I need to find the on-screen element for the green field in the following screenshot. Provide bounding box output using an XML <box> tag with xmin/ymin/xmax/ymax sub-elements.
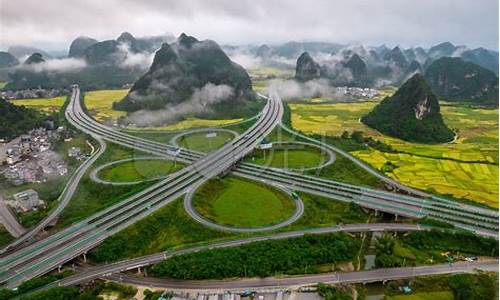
<box><xmin>289</xmin><ymin>101</ymin><xmax>499</xmax><ymax>207</ymax></box>
<box><xmin>246</xmin><ymin>145</ymin><xmax>329</xmax><ymax>169</ymax></box>
<box><xmin>193</xmin><ymin>176</ymin><xmax>296</xmax><ymax>228</ymax></box>
<box><xmin>56</xmin><ymin>144</ymin><xmax>156</xmax><ymax>228</ymax></box>
<box><xmin>90</xmin><ymin>198</ymin><xmax>238</xmax><ymax>262</ymax></box>
<box><xmin>8</xmin><ymin>96</ymin><xmax>66</xmax><ymax>114</ymax></box>
<box><xmin>177</xmin><ymin>131</ymin><xmax>234</xmax><ymax>153</ymax></box>
<box><xmin>98</xmin><ymin>159</ymin><xmax>183</xmax><ymax>182</ymax></box>
<box><xmin>385</xmin><ymin>291</ymin><xmax>454</xmax><ymax>300</ymax></box>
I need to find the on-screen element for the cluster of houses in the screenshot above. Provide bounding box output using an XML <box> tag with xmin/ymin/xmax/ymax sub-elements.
<box><xmin>0</xmin><ymin>88</ymin><xmax>69</xmax><ymax>100</ymax></box>
<box><xmin>1</xmin><ymin>127</ymin><xmax>68</xmax><ymax>186</ymax></box>
<box><xmin>337</xmin><ymin>86</ymin><xmax>378</xmax><ymax>98</ymax></box>
<box><xmin>6</xmin><ymin>189</ymin><xmax>45</xmax><ymax>212</ymax></box>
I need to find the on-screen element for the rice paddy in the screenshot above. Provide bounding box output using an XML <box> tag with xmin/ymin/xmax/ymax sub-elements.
<box><xmin>8</xmin><ymin>96</ymin><xmax>66</xmax><ymax>114</ymax></box>
<box><xmin>289</xmin><ymin>100</ymin><xmax>499</xmax><ymax>207</ymax></box>
<box><xmin>83</xmin><ymin>89</ymin><xmax>129</xmax><ymax>122</ymax></box>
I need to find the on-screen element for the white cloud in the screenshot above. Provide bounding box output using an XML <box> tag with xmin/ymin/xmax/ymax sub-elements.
<box><xmin>20</xmin><ymin>57</ymin><xmax>86</xmax><ymax>72</ymax></box>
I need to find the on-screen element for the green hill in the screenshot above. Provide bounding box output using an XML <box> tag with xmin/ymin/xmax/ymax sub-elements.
<box><xmin>424</xmin><ymin>57</ymin><xmax>498</xmax><ymax>106</ymax></box>
<box><xmin>361</xmin><ymin>74</ymin><xmax>454</xmax><ymax>143</ymax></box>
<box><xmin>0</xmin><ymin>98</ymin><xmax>48</xmax><ymax>140</ymax></box>
<box><xmin>114</xmin><ymin>33</ymin><xmax>257</xmax><ymax>119</ymax></box>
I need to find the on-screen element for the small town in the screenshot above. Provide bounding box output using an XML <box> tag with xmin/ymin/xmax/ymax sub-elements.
<box><xmin>0</xmin><ymin>87</ymin><xmax>69</xmax><ymax>100</ymax></box>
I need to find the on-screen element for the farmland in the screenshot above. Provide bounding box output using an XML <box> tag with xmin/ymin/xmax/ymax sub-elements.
<box><xmin>83</xmin><ymin>89</ymin><xmax>129</xmax><ymax>122</ymax></box>
<box><xmin>289</xmin><ymin>100</ymin><xmax>499</xmax><ymax>207</ymax></box>
<box><xmin>8</xmin><ymin>96</ymin><xmax>66</xmax><ymax>114</ymax></box>
<box><xmin>124</xmin><ymin>117</ymin><xmax>244</xmax><ymax>132</ymax></box>
<box><xmin>246</xmin><ymin>145</ymin><xmax>329</xmax><ymax>169</ymax></box>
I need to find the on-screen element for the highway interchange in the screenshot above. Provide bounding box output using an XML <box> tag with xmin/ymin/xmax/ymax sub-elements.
<box><xmin>0</xmin><ymin>85</ymin><xmax>498</xmax><ymax>292</ymax></box>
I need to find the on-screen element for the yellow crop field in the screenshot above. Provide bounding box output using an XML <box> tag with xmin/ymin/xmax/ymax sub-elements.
<box><xmin>84</xmin><ymin>89</ymin><xmax>129</xmax><ymax>122</ymax></box>
<box><xmin>126</xmin><ymin>117</ymin><xmax>244</xmax><ymax>132</ymax></box>
<box><xmin>289</xmin><ymin>100</ymin><xmax>499</xmax><ymax>207</ymax></box>
<box><xmin>9</xmin><ymin>96</ymin><xmax>66</xmax><ymax>113</ymax></box>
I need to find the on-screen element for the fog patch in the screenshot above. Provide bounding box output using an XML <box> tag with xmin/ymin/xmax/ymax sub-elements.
<box><xmin>125</xmin><ymin>83</ymin><xmax>234</xmax><ymax>127</ymax></box>
<box><xmin>117</xmin><ymin>43</ymin><xmax>156</xmax><ymax>69</ymax></box>
<box><xmin>19</xmin><ymin>57</ymin><xmax>86</xmax><ymax>72</ymax></box>
<box><xmin>267</xmin><ymin>78</ymin><xmax>345</xmax><ymax>101</ymax></box>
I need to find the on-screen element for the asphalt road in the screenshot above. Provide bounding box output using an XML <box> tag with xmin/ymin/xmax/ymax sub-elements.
<box><xmin>109</xmin><ymin>260</ymin><xmax>499</xmax><ymax>291</ymax></box>
<box><xmin>0</xmin><ymin>137</ymin><xmax>106</xmax><ymax>254</ymax></box>
<box><xmin>56</xmin><ymin>223</ymin><xmax>424</xmax><ymax>287</ymax></box>
<box><xmin>65</xmin><ymin>101</ymin><xmax>498</xmax><ymax>237</ymax></box>
<box><xmin>0</xmin><ymin>85</ymin><xmax>283</xmax><ymax>288</ymax></box>
<box><xmin>0</xmin><ymin>197</ymin><xmax>25</xmax><ymax>238</ymax></box>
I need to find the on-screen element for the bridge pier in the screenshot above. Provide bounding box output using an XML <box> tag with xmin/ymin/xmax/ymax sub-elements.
<box><xmin>395</xmin><ymin>214</ymin><xmax>399</xmax><ymax>221</ymax></box>
<box><xmin>83</xmin><ymin>252</ymin><xmax>87</xmax><ymax>262</ymax></box>
<box><xmin>58</xmin><ymin>265</ymin><xmax>62</xmax><ymax>273</ymax></box>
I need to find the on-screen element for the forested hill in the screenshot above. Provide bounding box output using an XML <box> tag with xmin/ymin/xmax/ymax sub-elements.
<box><xmin>0</xmin><ymin>98</ymin><xmax>47</xmax><ymax>140</ymax></box>
<box><xmin>361</xmin><ymin>74</ymin><xmax>454</xmax><ymax>144</ymax></box>
<box><xmin>424</xmin><ymin>57</ymin><xmax>499</xmax><ymax>106</ymax></box>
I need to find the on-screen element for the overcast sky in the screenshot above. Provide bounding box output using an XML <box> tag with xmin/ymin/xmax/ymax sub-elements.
<box><xmin>1</xmin><ymin>0</ymin><xmax>498</xmax><ymax>51</ymax></box>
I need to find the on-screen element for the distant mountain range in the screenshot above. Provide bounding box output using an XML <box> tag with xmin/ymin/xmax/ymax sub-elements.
<box><xmin>0</xmin><ymin>38</ymin><xmax>497</xmax><ymax>100</ymax></box>
<box><xmin>361</xmin><ymin>74</ymin><xmax>454</xmax><ymax>143</ymax></box>
<box><xmin>2</xmin><ymin>32</ymin><xmax>173</xmax><ymax>90</ymax></box>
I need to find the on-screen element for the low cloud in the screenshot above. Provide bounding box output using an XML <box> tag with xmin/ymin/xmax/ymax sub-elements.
<box><xmin>117</xmin><ymin>43</ymin><xmax>156</xmax><ymax>69</ymax></box>
<box><xmin>19</xmin><ymin>57</ymin><xmax>87</xmax><ymax>72</ymax></box>
<box><xmin>267</xmin><ymin>78</ymin><xmax>345</xmax><ymax>100</ymax></box>
<box><xmin>125</xmin><ymin>83</ymin><xmax>234</xmax><ymax>126</ymax></box>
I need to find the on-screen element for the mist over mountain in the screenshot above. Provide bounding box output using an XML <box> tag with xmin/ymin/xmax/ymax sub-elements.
<box><xmin>362</xmin><ymin>74</ymin><xmax>454</xmax><ymax>143</ymax></box>
<box><xmin>7</xmin><ymin>45</ymin><xmax>52</xmax><ymax>60</ymax></box>
<box><xmin>2</xmin><ymin>32</ymin><xmax>174</xmax><ymax>90</ymax></box>
<box><xmin>24</xmin><ymin>53</ymin><xmax>45</xmax><ymax>65</ymax></box>
<box><xmin>424</xmin><ymin>57</ymin><xmax>499</xmax><ymax>106</ymax></box>
<box><xmin>0</xmin><ymin>52</ymin><xmax>19</xmax><ymax>68</ymax></box>
<box><xmin>295</xmin><ymin>52</ymin><xmax>322</xmax><ymax>81</ymax></box>
<box><xmin>114</xmin><ymin>33</ymin><xmax>260</xmax><ymax>126</ymax></box>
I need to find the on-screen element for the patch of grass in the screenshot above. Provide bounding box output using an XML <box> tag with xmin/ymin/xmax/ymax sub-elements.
<box><xmin>177</xmin><ymin>131</ymin><xmax>234</xmax><ymax>152</ymax></box>
<box><xmin>308</xmin><ymin>155</ymin><xmax>382</xmax><ymax>187</ymax></box>
<box><xmin>288</xmin><ymin>193</ymin><xmax>370</xmax><ymax>228</ymax></box>
<box><xmin>56</xmin><ymin>143</ymin><xmax>155</xmax><ymax>228</ymax></box>
<box><xmin>193</xmin><ymin>176</ymin><xmax>296</xmax><ymax>228</ymax></box>
<box><xmin>246</xmin><ymin>145</ymin><xmax>328</xmax><ymax>169</ymax></box>
<box><xmin>84</xmin><ymin>89</ymin><xmax>129</xmax><ymax>123</ymax></box>
<box><xmin>8</xmin><ymin>96</ymin><xmax>66</xmax><ymax>114</ymax></box>
<box><xmin>374</xmin><ymin>230</ymin><xmax>498</xmax><ymax>268</ymax></box>
<box><xmin>98</xmin><ymin>159</ymin><xmax>183</xmax><ymax>182</ymax></box>
<box><xmin>90</xmin><ymin>198</ymin><xmax>239</xmax><ymax>263</ymax></box>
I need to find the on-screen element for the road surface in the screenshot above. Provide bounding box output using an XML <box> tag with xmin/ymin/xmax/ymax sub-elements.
<box><xmin>65</xmin><ymin>98</ymin><xmax>498</xmax><ymax>237</ymax></box>
<box><xmin>0</xmin><ymin>197</ymin><xmax>25</xmax><ymax>238</ymax></box>
<box><xmin>55</xmin><ymin>223</ymin><xmax>424</xmax><ymax>287</ymax></box>
<box><xmin>0</xmin><ymin>85</ymin><xmax>283</xmax><ymax>288</ymax></box>
<box><xmin>110</xmin><ymin>260</ymin><xmax>498</xmax><ymax>291</ymax></box>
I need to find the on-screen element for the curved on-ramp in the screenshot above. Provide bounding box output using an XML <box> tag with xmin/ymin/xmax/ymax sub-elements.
<box><xmin>0</xmin><ymin>137</ymin><xmax>107</xmax><ymax>254</ymax></box>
